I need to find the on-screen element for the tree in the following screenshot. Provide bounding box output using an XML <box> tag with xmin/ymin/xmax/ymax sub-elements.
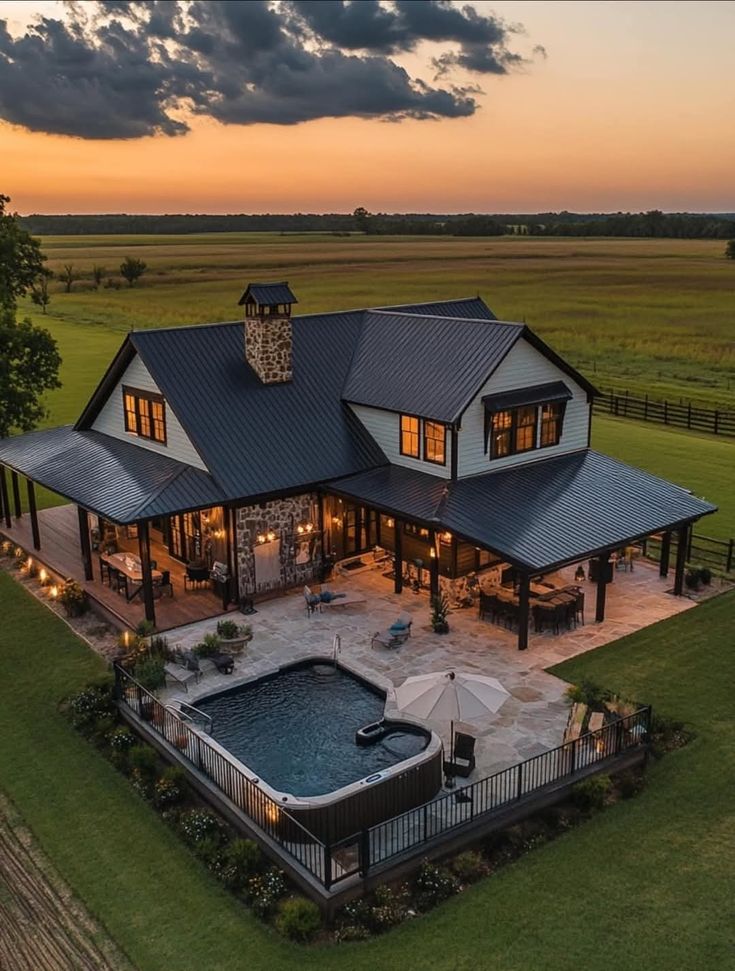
<box><xmin>352</xmin><ymin>207</ymin><xmax>371</xmax><ymax>233</ymax></box>
<box><xmin>91</xmin><ymin>264</ymin><xmax>106</xmax><ymax>288</ymax></box>
<box><xmin>30</xmin><ymin>268</ymin><xmax>53</xmax><ymax>315</ymax></box>
<box><xmin>120</xmin><ymin>256</ymin><xmax>147</xmax><ymax>286</ymax></box>
<box><xmin>726</xmin><ymin>240</ymin><xmax>735</xmax><ymax>260</ymax></box>
<box><xmin>0</xmin><ymin>194</ymin><xmax>45</xmax><ymax>311</ymax></box>
<box><xmin>59</xmin><ymin>263</ymin><xmax>79</xmax><ymax>293</ymax></box>
<box><xmin>0</xmin><ymin>309</ymin><xmax>62</xmax><ymax>438</ymax></box>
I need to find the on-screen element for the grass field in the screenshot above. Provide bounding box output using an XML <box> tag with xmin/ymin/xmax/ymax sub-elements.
<box><xmin>2</xmin><ymin>572</ymin><xmax>733</xmax><ymax>971</ymax></box>
<box><xmin>21</xmin><ymin>234</ymin><xmax>735</xmax><ymax>412</ymax></box>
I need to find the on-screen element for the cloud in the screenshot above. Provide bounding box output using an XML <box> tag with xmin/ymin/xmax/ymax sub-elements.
<box><xmin>0</xmin><ymin>0</ymin><xmax>532</xmax><ymax>139</ymax></box>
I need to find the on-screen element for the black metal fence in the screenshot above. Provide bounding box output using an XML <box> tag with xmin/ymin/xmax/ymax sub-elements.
<box><xmin>642</xmin><ymin>531</ymin><xmax>735</xmax><ymax>574</ymax></box>
<box><xmin>594</xmin><ymin>389</ymin><xmax>734</xmax><ymax>437</ymax></box>
<box><xmin>115</xmin><ymin>665</ymin><xmax>650</xmax><ymax>891</ymax></box>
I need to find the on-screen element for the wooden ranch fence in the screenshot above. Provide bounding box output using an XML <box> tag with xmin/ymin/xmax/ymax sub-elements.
<box><xmin>595</xmin><ymin>390</ymin><xmax>735</xmax><ymax>437</ymax></box>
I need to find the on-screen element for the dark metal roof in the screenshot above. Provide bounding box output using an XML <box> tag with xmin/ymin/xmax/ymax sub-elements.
<box><xmin>373</xmin><ymin>297</ymin><xmax>496</xmax><ymax>320</ymax></box>
<box><xmin>342</xmin><ymin>312</ymin><xmax>524</xmax><ymax>423</ymax></box>
<box><xmin>328</xmin><ymin>450</ymin><xmax>717</xmax><ymax>572</ymax></box>
<box><xmin>482</xmin><ymin>381</ymin><xmax>572</xmax><ymax>413</ymax></box>
<box><xmin>238</xmin><ymin>282</ymin><xmax>298</xmax><ymax>306</ymax></box>
<box><xmin>0</xmin><ymin>425</ymin><xmax>224</xmax><ymax>524</ymax></box>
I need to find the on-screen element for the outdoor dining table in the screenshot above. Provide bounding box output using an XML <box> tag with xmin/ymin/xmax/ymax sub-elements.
<box><xmin>100</xmin><ymin>552</ymin><xmax>162</xmax><ymax>602</ymax></box>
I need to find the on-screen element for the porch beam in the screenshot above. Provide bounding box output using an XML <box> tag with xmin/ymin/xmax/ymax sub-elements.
<box><xmin>26</xmin><ymin>480</ymin><xmax>40</xmax><ymax>550</ymax></box>
<box><xmin>137</xmin><ymin>520</ymin><xmax>156</xmax><ymax>625</ymax></box>
<box><xmin>673</xmin><ymin>525</ymin><xmax>689</xmax><ymax>596</ymax></box>
<box><xmin>595</xmin><ymin>552</ymin><xmax>609</xmax><ymax>622</ymax></box>
<box><xmin>11</xmin><ymin>471</ymin><xmax>22</xmax><ymax>519</ymax></box>
<box><xmin>0</xmin><ymin>465</ymin><xmax>9</xmax><ymax>528</ymax></box>
<box><xmin>518</xmin><ymin>572</ymin><xmax>530</xmax><ymax>650</ymax></box>
<box><xmin>429</xmin><ymin>529</ymin><xmax>440</xmax><ymax>598</ymax></box>
<box><xmin>77</xmin><ymin>506</ymin><xmax>93</xmax><ymax>581</ymax></box>
<box><xmin>659</xmin><ymin>531</ymin><xmax>671</xmax><ymax>578</ymax></box>
<box><xmin>394</xmin><ymin>518</ymin><xmax>403</xmax><ymax>594</ymax></box>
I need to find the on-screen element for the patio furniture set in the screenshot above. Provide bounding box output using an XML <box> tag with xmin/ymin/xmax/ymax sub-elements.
<box><xmin>99</xmin><ymin>551</ymin><xmax>173</xmax><ymax>602</ymax></box>
<box><xmin>479</xmin><ymin>582</ymin><xmax>585</xmax><ymax>634</ymax></box>
<box><xmin>164</xmin><ymin>645</ymin><xmax>236</xmax><ymax>691</ymax></box>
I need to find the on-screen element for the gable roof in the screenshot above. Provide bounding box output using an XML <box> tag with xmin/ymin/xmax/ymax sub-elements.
<box><xmin>238</xmin><ymin>282</ymin><xmax>298</xmax><ymax>306</ymax></box>
<box><xmin>372</xmin><ymin>297</ymin><xmax>496</xmax><ymax>320</ymax></box>
<box><xmin>328</xmin><ymin>450</ymin><xmax>716</xmax><ymax>572</ymax></box>
<box><xmin>342</xmin><ymin>312</ymin><xmax>525</xmax><ymax>423</ymax></box>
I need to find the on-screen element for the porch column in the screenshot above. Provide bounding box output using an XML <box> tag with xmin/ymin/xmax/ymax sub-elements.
<box><xmin>518</xmin><ymin>572</ymin><xmax>530</xmax><ymax>651</ymax></box>
<box><xmin>77</xmin><ymin>506</ymin><xmax>93</xmax><ymax>581</ymax></box>
<box><xmin>137</xmin><ymin>520</ymin><xmax>156</xmax><ymax>625</ymax></box>
<box><xmin>659</xmin><ymin>531</ymin><xmax>671</xmax><ymax>578</ymax></box>
<box><xmin>26</xmin><ymin>480</ymin><xmax>40</xmax><ymax>550</ymax></box>
<box><xmin>0</xmin><ymin>465</ymin><xmax>9</xmax><ymax>528</ymax></box>
<box><xmin>429</xmin><ymin>530</ymin><xmax>440</xmax><ymax>598</ymax></box>
<box><xmin>595</xmin><ymin>552</ymin><xmax>610</xmax><ymax>622</ymax></box>
<box><xmin>11</xmin><ymin>471</ymin><xmax>22</xmax><ymax>519</ymax></box>
<box><xmin>673</xmin><ymin>525</ymin><xmax>689</xmax><ymax>596</ymax></box>
<box><xmin>394</xmin><ymin>518</ymin><xmax>403</xmax><ymax>594</ymax></box>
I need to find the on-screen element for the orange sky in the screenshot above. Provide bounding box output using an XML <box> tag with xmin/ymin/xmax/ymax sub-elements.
<box><xmin>1</xmin><ymin>0</ymin><xmax>734</xmax><ymax>214</ymax></box>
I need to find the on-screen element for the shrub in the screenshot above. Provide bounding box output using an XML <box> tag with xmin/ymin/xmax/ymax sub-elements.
<box><xmin>334</xmin><ymin>924</ymin><xmax>370</xmax><ymax>943</ymax></box>
<box><xmin>246</xmin><ymin>867</ymin><xmax>287</xmax><ymax>918</ymax></box>
<box><xmin>128</xmin><ymin>744</ymin><xmax>158</xmax><ymax>781</ymax></box>
<box><xmin>148</xmin><ymin>635</ymin><xmax>171</xmax><ymax>657</ymax></box>
<box><xmin>565</xmin><ymin>679</ymin><xmax>610</xmax><ymax>708</ymax></box>
<box><xmin>570</xmin><ymin>774</ymin><xmax>612</xmax><ymax>812</ymax></box>
<box><xmin>1</xmin><ymin>539</ymin><xmax>13</xmax><ymax>558</ymax></box>
<box><xmin>179</xmin><ymin>809</ymin><xmax>226</xmax><ymax>847</ymax></box>
<box><xmin>107</xmin><ymin>726</ymin><xmax>136</xmax><ymax>753</ymax></box>
<box><xmin>368</xmin><ymin>883</ymin><xmax>410</xmax><ymax>931</ymax></box>
<box><xmin>133</xmin><ymin>654</ymin><xmax>166</xmax><ymax>692</ymax></box>
<box><xmin>698</xmin><ymin>566</ymin><xmax>712</xmax><ymax>585</ymax></box>
<box><xmin>135</xmin><ymin>619</ymin><xmax>156</xmax><ymax>638</ymax></box>
<box><xmin>450</xmin><ymin>850</ymin><xmax>487</xmax><ymax>884</ymax></box>
<box><xmin>649</xmin><ymin>712</ymin><xmax>692</xmax><ymax>756</ymax></box>
<box><xmin>67</xmin><ymin>681</ymin><xmax>115</xmax><ymax>732</ymax></box>
<box><xmin>153</xmin><ymin>771</ymin><xmax>185</xmax><ymax>810</ymax></box>
<box><xmin>413</xmin><ymin>860</ymin><xmax>459</xmax><ymax>912</ymax></box>
<box><xmin>194</xmin><ymin>836</ymin><xmax>226</xmax><ymax>874</ymax></box>
<box><xmin>194</xmin><ymin>633</ymin><xmax>222</xmax><ymax>657</ymax></box>
<box><xmin>275</xmin><ymin>897</ymin><xmax>322</xmax><ymax>942</ymax></box>
<box><xmin>684</xmin><ymin>569</ymin><xmax>700</xmax><ymax>589</ymax></box>
<box><xmin>14</xmin><ymin>546</ymin><xmax>26</xmax><ymax>568</ymax></box>
<box><xmin>220</xmin><ymin>839</ymin><xmax>263</xmax><ymax>892</ymax></box>
<box><xmin>216</xmin><ymin>620</ymin><xmax>241</xmax><ymax>639</ymax></box>
<box><xmin>59</xmin><ymin>578</ymin><xmax>87</xmax><ymax>616</ymax></box>
<box><xmin>615</xmin><ymin>768</ymin><xmax>647</xmax><ymax>800</ymax></box>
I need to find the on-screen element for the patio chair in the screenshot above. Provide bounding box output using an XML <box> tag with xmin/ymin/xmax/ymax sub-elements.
<box><xmin>164</xmin><ymin>662</ymin><xmax>199</xmax><ymax>692</ymax></box>
<box><xmin>371</xmin><ymin>613</ymin><xmax>412</xmax><ymax>650</ymax></box>
<box><xmin>175</xmin><ymin>649</ymin><xmax>201</xmax><ymax>676</ymax></box>
<box><xmin>154</xmin><ymin>569</ymin><xmax>174</xmax><ymax>598</ymax></box>
<box><xmin>318</xmin><ymin>587</ymin><xmax>367</xmax><ymax>609</ymax></box>
<box><xmin>443</xmin><ymin>731</ymin><xmax>476</xmax><ymax>778</ymax></box>
<box><xmin>304</xmin><ymin>585</ymin><xmax>321</xmax><ymax>615</ymax></box>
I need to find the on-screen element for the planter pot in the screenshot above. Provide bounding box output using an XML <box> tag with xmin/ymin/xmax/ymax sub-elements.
<box><xmin>432</xmin><ymin>622</ymin><xmax>450</xmax><ymax>635</ymax></box>
<box><xmin>219</xmin><ymin>636</ymin><xmax>249</xmax><ymax>654</ymax></box>
<box><xmin>139</xmin><ymin>700</ymin><xmax>155</xmax><ymax>722</ymax></box>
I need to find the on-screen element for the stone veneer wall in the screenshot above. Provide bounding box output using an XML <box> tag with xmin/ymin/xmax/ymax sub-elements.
<box><xmin>244</xmin><ymin>316</ymin><xmax>293</xmax><ymax>384</ymax></box>
<box><xmin>236</xmin><ymin>493</ymin><xmax>321</xmax><ymax>598</ymax></box>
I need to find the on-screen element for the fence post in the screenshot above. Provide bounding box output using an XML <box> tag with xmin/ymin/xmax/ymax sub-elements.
<box><xmin>714</xmin><ymin>410</ymin><xmax>719</xmax><ymax>435</ymax></box>
<box><xmin>570</xmin><ymin>737</ymin><xmax>577</xmax><ymax>775</ymax></box>
<box><xmin>516</xmin><ymin>761</ymin><xmax>524</xmax><ymax>800</ymax></box>
<box><xmin>360</xmin><ymin>828</ymin><xmax>371</xmax><ymax>877</ymax></box>
<box><xmin>727</xmin><ymin>539</ymin><xmax>734</xmax><ymax>574</ymax></box>
<box><xmin>423</xmin><ymin>802</ymin><xmax>429</xmax><ymax>842</ymax></box>
<box><xmin>644</xmin><ymin>394</ymin><xmax>648</xmax><ymax>420</ymax></box>
<box><xmin>687</xmin><ymin>530</ymin><xmax>693</xmax><ymax>562</ymax></box>
<box><xmin>323</xmin><ymin>842</ymin><xmax>332</xmax><ymax>890</ymax></box>
<box><xmin>687</xmin><ymin>402</ymin><xmax>692</xmax><ymax>428</ymax></box>
<box><xmin>663</xmin><ymin>400</ymin><xmax>668</xmax><ymax>424</ymax></box>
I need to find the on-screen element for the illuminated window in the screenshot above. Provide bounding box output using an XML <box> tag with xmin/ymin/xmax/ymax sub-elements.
<box><xmin>491</xmin><ymin>410</ymin><xmax>513</xmax><ymax>458</ymax></box>
<box><xmin>540</xmin><ymin>402</ymin><xmax>563</xmax><ymax>447</ymax></box>
<box><xmin>122</xmin><ymin>387</ymin><xmax>166</xmax><ymax>444</ymax></box>
<box><xmin>515</xmin><ymin>406</ymin><xmax>537</xmax><ymax>453</ymax></box>
<box><xmin>400</xmin><ymin>415</ymin><xmax>420</xmax><ymax>457</ymax></box>
<box><xmin>423</xmin><ymin>421</ymin><xmax>446</xmax><ymax>465</ymax></box>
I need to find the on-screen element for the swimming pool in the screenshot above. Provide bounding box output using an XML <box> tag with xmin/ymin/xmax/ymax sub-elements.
<box><xmin>196</xmin><ymin>661</ymin><xmax>432</xmax><ymax>798</ymax></box>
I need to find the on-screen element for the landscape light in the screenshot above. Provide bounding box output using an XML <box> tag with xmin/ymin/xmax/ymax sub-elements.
<box><xmin>49</xmin><ymin>585</ymin><xmax>59</xmax><ymax>600</ymax></box>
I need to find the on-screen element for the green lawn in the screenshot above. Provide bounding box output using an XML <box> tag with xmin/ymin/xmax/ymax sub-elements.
<box><xmin>2</xmin><ymin>572</ymin><xmax>734</xmax><ymax>970</ymax></box>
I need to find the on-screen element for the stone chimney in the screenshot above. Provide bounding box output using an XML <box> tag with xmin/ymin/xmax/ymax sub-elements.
<box><xmin>238</xmin><ymin>282</ymin><xmax>298</xmax><ymax>384</ymax></box>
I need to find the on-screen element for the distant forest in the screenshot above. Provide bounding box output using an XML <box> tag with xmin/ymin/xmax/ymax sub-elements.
<box><xmin>20</xmin><ymin>209</ymin><xmax>735</xmax><ymax>239</ymax></box>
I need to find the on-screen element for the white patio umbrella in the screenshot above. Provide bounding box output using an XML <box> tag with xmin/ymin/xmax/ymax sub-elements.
<box><xmin>394</xmin><ymin>670</ymin><xmax>510</xmax><ymax>723</ymax></box>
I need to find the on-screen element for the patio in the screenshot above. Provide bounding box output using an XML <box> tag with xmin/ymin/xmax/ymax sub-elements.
<box><xmin>160</xmin><ymin>555</ymin><xmax>693</xmax><ymax>781</ymax></box>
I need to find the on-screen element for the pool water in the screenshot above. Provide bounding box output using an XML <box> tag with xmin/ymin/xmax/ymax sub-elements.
<box><xmin>195</xmin><ymin>662</ymin><xmax>430</xmax><ymax>797</ymax></box>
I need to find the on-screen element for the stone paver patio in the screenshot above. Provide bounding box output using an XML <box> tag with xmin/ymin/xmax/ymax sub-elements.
<box><xmin>160</xmin><ymin>558</ymin><xmax>694</xmax><ymax>782</ymax></box>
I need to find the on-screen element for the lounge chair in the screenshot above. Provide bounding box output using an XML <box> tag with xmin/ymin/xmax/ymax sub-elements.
<box><xmin>371</xmin><ymin>613</ymin><xmax>412</xmax><ymax>650</ymax></box>
<box><xmin>443</xmin><ymin>731</ymin><xmax>477</xmax><ymax>778</ymax></box>
<box><xmin>210</xmin><ymin>652</ymin><xmax>235</xmax><ymax>675</ymax></box>
<box><xmin>318</xmin><ymin>587</ymin><xmax>367</xmax><ymax>609</ymax></box>
<box><xmin>164</xmin><ymin>662</ymin><xmax>199</xmax><ymax>692</ymax></box>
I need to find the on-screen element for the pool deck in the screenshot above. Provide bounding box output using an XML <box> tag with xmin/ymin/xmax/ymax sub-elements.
<box><xmin>160</xmin><ymin>558</ymin><xmax>694</xmax><ymax>782</ymax></box>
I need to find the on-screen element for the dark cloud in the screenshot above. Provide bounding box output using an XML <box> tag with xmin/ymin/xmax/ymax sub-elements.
<box><xmin>0</xmin><ymin>0</ymin><xmax>532</xmax><ymax>140</ymax></box>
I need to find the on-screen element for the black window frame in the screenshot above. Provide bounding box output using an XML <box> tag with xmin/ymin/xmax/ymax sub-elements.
<box><xmin>423</xmin><ymin>419</ymin><xmax>447</xmax><ymax>466</ymax></box>
<box><xmin>122</xmin><ymin>386</ymin><xmax>167</xmax><ymax>444</ymax></box>
<box><xmin>399</xmin><ymin>414</ymin><xmax>421</xmax><ymax>458</ymax></box>
<box><xmin>399</xmin><ymin>414</ymin><xmax>448</xmax><ymax>466</ymax></box>
<box><xmin>539</xmin><ymin>400</ymin><xmax>565</xmax><ymax>448</ymax></box>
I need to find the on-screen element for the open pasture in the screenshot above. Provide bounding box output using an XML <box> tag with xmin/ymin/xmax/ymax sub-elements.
<box><xmin>25</xmin><ymin>233</ymin><xmax>735</xmax><ymax>415</ymax></box>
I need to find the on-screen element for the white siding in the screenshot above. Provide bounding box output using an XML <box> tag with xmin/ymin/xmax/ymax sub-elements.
<box><xmin>458</xmin><ymin>337</ymin><xmax>591</xmax><ymax>477</ymax></box>
<box><xmin>349</xmin><ymin>404</ymin><xmax>452</xmax><ymax>479</ymax></box>
<box><xmin>92</xmin><ymin>354</ymin><xmax>208</xmax><ymax>470</ymax></box>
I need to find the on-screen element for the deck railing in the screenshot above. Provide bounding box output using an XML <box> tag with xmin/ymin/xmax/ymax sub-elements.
<box><xmin>114</xmin><ymin>664</ymin><xmax>650</xmax><ymax>891</ymax></box>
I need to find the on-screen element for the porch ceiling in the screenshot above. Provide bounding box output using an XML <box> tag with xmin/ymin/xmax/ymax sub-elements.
<box><xmin>0</xmin><ymin>425</ymin><xmax>225</xmax><ymax>523</ymax></box>
<box><xmin>327</xmin><ymin>449</ymin><xmax>717</xmax><ymax>572</ymax></box>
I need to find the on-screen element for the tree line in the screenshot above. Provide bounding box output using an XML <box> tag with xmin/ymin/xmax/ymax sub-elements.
<box><xmin>20</xmin><ymin>208</ymin><xmax>735</xmax><ymax>239</ymax></box>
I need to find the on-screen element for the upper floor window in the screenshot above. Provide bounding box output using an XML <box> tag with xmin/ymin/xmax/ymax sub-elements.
<box><xmin>424</xmin><ymin>420</ymin><xmax>447</xmax><ymax>465</ymax></box>
<box><xmin>515</xmin><ymin>406</ymin><xmax>537</xmax><ymax>453</ymax></box>
<box><xmin>540</xmin><ymin>401</ymin><xmax>563</xmax><ymax>447</ymax></box>
<box><xmin>400</xmin><ymin>415</ymin><xmax>420</xmax><ymax>458</ymax></box>
<box><xmin>400</xmin><ymin>414</ymin><xmax>447</xmax><ymax>466</ymax></box>
<box><xmin>123</xmin><ymin>386</ymin><xmax>166</xmax><ymax>444</ymax></box>
<box><xmin>490</xmin><ymin>410</ymin><xmax>513</xmax><ymax>458</ymax></box>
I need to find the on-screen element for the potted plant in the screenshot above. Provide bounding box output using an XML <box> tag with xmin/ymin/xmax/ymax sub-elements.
<box><xmin>216</xmin><ymin>619</ymin><xmax>252</xmax><ymax>654</ymax></box>
<box><xmin>431</xmin><ymin>593</ymin><xmax>450</xmax><ymax>634</ymax></box>
<box><xmin>194</xmin><ymin>633</ymin><xmax>222</xmax><ymax>658</ymax></box>
<box><xmin>59</xmin><ymin>578</ymin><xmax>88</xmax><ymax>617</ymax></box>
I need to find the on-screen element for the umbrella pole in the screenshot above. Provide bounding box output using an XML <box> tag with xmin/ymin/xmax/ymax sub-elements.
<box><xmin>445</xmin><ymin>720</ymin><xmax>456</xmax><ymax>789</ymax></box>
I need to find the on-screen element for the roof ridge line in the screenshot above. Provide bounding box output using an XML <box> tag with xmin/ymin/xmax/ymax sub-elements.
<box><xmin>367</xmin><ymin>310</ymin><xmax>523</xmax><ymax>326</ymax></box>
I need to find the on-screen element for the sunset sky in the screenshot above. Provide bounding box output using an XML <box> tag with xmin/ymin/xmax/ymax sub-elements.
<box><xmin>1</xmin><ymin>0</ymin><xmax>733</xmax><ymax>214</ymax></box>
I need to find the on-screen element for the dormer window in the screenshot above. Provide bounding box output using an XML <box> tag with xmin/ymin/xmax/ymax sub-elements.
<box><xmin>424</xmin><ymin>420</ymin><xmax>447</xmax><ymax>465</ymax></box>
<box><xmin>400</xmin><ymin>414</ymin><xmax>447</xmax><ymax>466</ymax></box>
<box><xmin>400</xmin><ymin>415</ymin><xmax>420</xmax><ymax>457</ymax></box>
<box><xmin>484</xmin><ymin>382</ymin><xmax>572</xmax><ymax>461</ymax></box>
<box><xmin>540</xmin><ymin>401</ymin><xmax>563</xmax><ymax>447</ymax></box>
<box><xmin>123</xmin><ymin>386</ymin><xmax>166</xmax><ymax>444</ymax></box>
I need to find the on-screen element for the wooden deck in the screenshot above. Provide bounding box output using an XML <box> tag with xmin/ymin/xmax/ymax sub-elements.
<box><xmin>1</xmin><ymin>504</ymin><xmax>234</xmax><ymax>632</ymax></box>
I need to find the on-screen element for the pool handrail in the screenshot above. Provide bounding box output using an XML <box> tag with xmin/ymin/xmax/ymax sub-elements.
<box><xmin>174</xmin><ymin>700</ymin><xmax>213</xmax><ymax>733</ymax></box>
